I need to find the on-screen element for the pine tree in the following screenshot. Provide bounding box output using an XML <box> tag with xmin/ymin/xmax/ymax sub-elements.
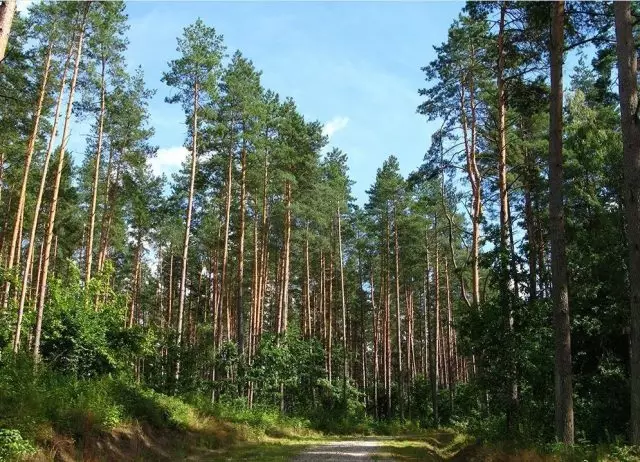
<box><xmin>614</xmin><ymin>0</ymin><xmax>640</xmax><ymax>445</ymax></box>
<box><xmin>34</xmin><ymin>1</ymin><xmax>91</xmax><ymax>361</ymax></box>
<box><xmin>162</xmin><ymin>18</ymin><xmax>225</xmax><ymax>384</ymax></box>
<box><xmin>82</xmin><ymin>1</ymin><xmax>128</xmax><ymax>284</ymax></box>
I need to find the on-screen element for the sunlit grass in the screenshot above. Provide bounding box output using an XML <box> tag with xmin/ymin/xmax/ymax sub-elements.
<box><xmin>371</xmin><ymin>429</ymin><xmax>474</xmax><ymax>461</ymax></box>
<box><xmin>177</xmin><ymin>433</ymin><xmax>337</xmax><ymax>461</ymax></box>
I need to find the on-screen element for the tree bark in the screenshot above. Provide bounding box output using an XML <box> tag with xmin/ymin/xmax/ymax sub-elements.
<box><xmin>459</xmin><ymin>47</ymin><xmax>481</xmax><ymax>308</ymax></box>
<box><xmin>85</xmin><ymin>57</ymin><xmax>107</xmax><ymax>284</ymax></box>
<box><xmin>371</xmin><ymin>268</ymin><xmax>379</xmax><ymax>419</ymax></box>
<box><xmin>393</xmin><ymin>201</ymin><xmax>404</xmax><ymax>418</ymax></box>
<box><xmin>614</xmin><ymin>0</ymin><xmax>640</xmax><ymax>445</ymax></box>
<box><xmin>549</xmin><ymin>0</ymin><xmax>574</xmax><ymax>444</ymax></box>
<box><xmin>432</xmin><ymin>230</ymin><xmax>440</xmax><ymax>426</ymax></box>
<box><xmin>250</xmin><ymin>206</ymin><xmax>259</xmax><ymax>359</ymax></box>
<box><xmin>219</xmin><ymin>145</ymin><xmax>233</xmax><ymax>341</ymax></box>
<box><xmin>305</xmin><ymin>223</ymin><xmax>311</xmax><ymax>338</ymax></box>
<box><xmin>524</xmin><ymin>142</ymin><xmax>538</xmax><ymax>304</ymax></box>
<box><xmin>384</xmin><ymin>213</ymin><xmax>391</xmax><ymax>415</ymax></box>
<box><xmin>128</xmin><ymin>231</ymin><xmax>143</xmax><ymax>328</ymax></box>
<box><xmin>167</xmin><ymin>250</ymin><xmax>173</xmax><ymax>327</ymax></box>
<box><xmin>337</xmin><ymin>206</ymin><xmax>348</xmax><ymax>400</ymax></box>
<box><xmin>497</xmin><ymin>1</ymin><xmax>510</xmax><ymax>279</ymax></box>
<box><xmin>96</xmin><ymin>147</ymin><xmax>114</xmax><ymax>274</ymax></box>
<box><xmin>278</xmin><ymin>181</ymin><xmax>292</xmax><ymax>334</ymax></box>
<box><xmin>0</xmin><ymin>0</ymin><xmax>16</xmax><ymax>65</ymax></box>
<box><xmin>445</xmin><ymin>258</ymin><xmax>454</xmax><ymax>414</ymax></box>
<box><xmin>10</xmin><ymin>41</ymin><xmax>58</xmax><ymax>349</ymax></box>
<box><xmin>496</xmin><ymin>1</ymin><xmax>519</xmax><ymax>434</ymax></box>
<box><xmin>328</xmin><ymin>229</ymin><xmax>334</xmax><ymax>382</ymax></box>
<box><xmin>5</xmin><ymin>41</ymin><xmax>53</xmax><ymax>295</ymax></box>
<box><xmin>175</xmin><ymin>81</ymin><xmax>199</xmax><ymax>384</ymax></box>
<box><xmin>236</xmin><ymin>142</ymin><xmax>247</xmax><ymax>354</ymax></box>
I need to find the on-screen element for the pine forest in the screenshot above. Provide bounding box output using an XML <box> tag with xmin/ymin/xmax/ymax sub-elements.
<box><xmin>0</xmin><ymin>1</ymin><xmax>639</xmax><ymax>460</ymax></box>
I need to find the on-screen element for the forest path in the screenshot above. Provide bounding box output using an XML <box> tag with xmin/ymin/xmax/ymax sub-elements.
<box><xmin>292</xmin><ymin>438</ymin><xmax>390</xmax><ymax>461</ymax></box>
<box><xmin>291</xmin><ymin>431</ymin><xmax>462</xmax><ymax>461</ymax></box>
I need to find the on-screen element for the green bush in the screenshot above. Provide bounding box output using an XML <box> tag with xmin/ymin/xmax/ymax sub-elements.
<box><xmin>113</xmin><ymin>382</ymin><xmax>197</xmax><ymax>429</ymax></box>
<box><xmin>310</xmin><ymin>378</ymin><xmax>368</xmax><ymax>434</ymax></box>
<box><xmin>204</xmin><ymin>397</ymin><xmax>311</xmax><ymax>436</ymax></box>
<box><xmin>38</xmin><ymin>264</ymin><xmax>154</xmax><ymax>379</ymax></box>
<box><xmin>0</xmin><ymin>355</ymin><xmax>198</xmax><ymax>441</ymax></box>
<box><xmin>0</xmin><ymin>429</ymin><xmax>36</xmax><ymax>462</ymax></box>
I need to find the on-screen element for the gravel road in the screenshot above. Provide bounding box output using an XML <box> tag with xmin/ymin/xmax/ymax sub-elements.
<box><xmin>292</xmin><ymin>439</ymin><xmax>391</xmax><ymax>461</ymax></box>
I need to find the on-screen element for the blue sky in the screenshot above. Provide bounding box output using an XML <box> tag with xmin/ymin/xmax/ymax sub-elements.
<box><xmin>115</xmin><ymin>0</ymin><xmax>464</xmax><ymax>204</ymax></box>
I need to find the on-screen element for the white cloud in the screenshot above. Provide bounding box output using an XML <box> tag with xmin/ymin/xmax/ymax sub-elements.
<box><xmin>322</xmin><ymin>116</ymin><xmax>349</xmax><ymax>138</ymax></box>
<box><xmin>16</xmin><ymin>0</ymin><xmax>34</xmax><ymax>13</ymax></box>
<box><xmin>151</xmin><ymin>146</ymin><xmax>188</xmax><ymax>178</ymax></box>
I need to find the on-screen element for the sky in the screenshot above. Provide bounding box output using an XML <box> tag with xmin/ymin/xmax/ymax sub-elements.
<box><xmin>92</xmin><ymin>0</ymin><xmax>465</xmax><ymax>204</ymax></box>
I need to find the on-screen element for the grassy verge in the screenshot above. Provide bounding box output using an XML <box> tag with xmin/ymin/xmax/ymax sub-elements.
<box><xmin>370</xmin><ymin>430</ymin><xmax>472</xmax><ymax>461</ymax></box>
<box><xmin>4</xmin><ymin>356</ymin><xmax>635</xmax><ymax>461</ymax></box>
<box><xmin>0</xmin><ymin>357</ymin><xmax>324</xmax><ymax>461</ymax></box>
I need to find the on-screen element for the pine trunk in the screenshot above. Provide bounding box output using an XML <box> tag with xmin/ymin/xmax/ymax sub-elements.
<box><xmin>250</xmin><ymin>208</ymin><xmax>259</xmax><ymax>360</ymax></box>
<box><xmin>175</xmin><ymin>82</ymin><xmax>199</xmax><ymax>384</ymax></box>
<box><xmin>445</xmin><ymin>258</ymin><xmax>454</xmax><ymax>414</ymax></box>
<box><xmin>167</xmin><ymin>250</ymin><xmax>173</xmax><ymax>327</ymax></box>
<box><xmin>432</xmin><ymin>221</ymin><xmax>440</xmax><ymax>425</ymax></box>
<box><xmin>33</xmin><ymin>7</ymin><xmax>88</xmax><ymax>361</ymax></box>
<box><xmin>11</xmin><ymin>40</ymin><xmax>62</xmax><ymax>350</ymax></box>
<box><xmin>236</xmin><ymin>143</ymin><xmax>247</xmax><ymax>354</ymax></box>
<box><xmin>85</xmin><ymin>58</ymin><xmax>107</xmax><ymax>284</ymax></box>
<box><xmin>549</xmin><ymin>0</ymin><xmax>574</xmax><ymax>444</ymax></box>
<box><xmin>129</xmin><ymin>231</ymin><xmax>143</xmax><ymax>328</ymax></box>
<box><xmin>305</xmin><ymin>224</ymin><xmax>311</xmax><ymax>338</ymax></box>
<box><xmin>0</xmin><ymin>0</ymin><xmax>16</xmax><ymax>64</ymax></box>
<box><xmin>614</xmin><ymin>0</ymin><xmax>640</xmax><ymax>445</ymax></box>
<box><xmin>497</xmin><ymin>2</ymin><xmax>519</xmax><ymax>434</ymax></box>
<box><xmin>337</xmin><ymin>206</ymin><xmax>348</xmax><ymax>400</ymax></box>
<box><xmin>96</xmin><ymin>146</ymin><xmax>114</xmax><ymax>274</ymax></box>
<box><xmin>371</xmin><ymin>269</ymin><xmax>379</xmax><ymax>418</ymax></box>
<box><xmin>219</xmin><ymin>146</ymin><xmax>233</xmax><ymax>341</ymax></box>
<box><xmin>280</xmin><ymin>181</ymin><xmax>292</xmax><ymax>333</ymax></box>
<box><xmin>5</xmin><ymin>41</ymin><xmax>53</xmax><ymax>289</ymax></box>
<box><xmin>393</xmin><ymin>202</ymin><xmax>403</xmax><ymax>418</ymax></box>
<box><xmin>384</xmin><ymin>215</ymin><xmax>391</xmax><ymax>415</ymax></box>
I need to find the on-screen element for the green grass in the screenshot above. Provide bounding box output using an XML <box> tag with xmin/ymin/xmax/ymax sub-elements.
<box><xmin>198</xmin><ymin>438</ymin><xmax>318</xmax><ymax>461</ymax></box>
<box><xmin>4</xmin><ymin>357</ymin><xmax>635</xmax><ymax>462</ymax></box>
<box><xmin>370</xmin><ymin>431</ymin><xmax>473</xmax><ymax>461</ymax></box>
<box><xmin>0</xmin><ymin>356</ymin><xmax>333</xmax><ymax>461</ymax></box>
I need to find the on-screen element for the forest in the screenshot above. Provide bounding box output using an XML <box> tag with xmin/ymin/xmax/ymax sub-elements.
<box><xmin>0</xmin><ymin>0</ymin><xmax>639</xmax><ymax>460</ymax></box>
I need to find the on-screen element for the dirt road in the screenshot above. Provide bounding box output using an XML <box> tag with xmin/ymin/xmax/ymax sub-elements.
<box><xmin>292</xmin><ymin>439</ymin><xmax>391</xmax><ymax>461</ymax></box>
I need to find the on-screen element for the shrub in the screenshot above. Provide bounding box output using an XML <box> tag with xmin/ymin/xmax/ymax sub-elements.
<box><xmin>0</xmin><ymin>429</ymin><xmax>36</xmax><ymax>462</ymax></box>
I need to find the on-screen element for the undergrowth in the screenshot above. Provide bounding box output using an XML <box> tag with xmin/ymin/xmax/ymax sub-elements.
<box><xmin>0</xmin><ymin>354</ymin><xmax>319</xmax><ymax>460</ymax></box>
<box><xmin>1</xmin><ymin>354</ymin><xmax>637</xmax><ymax>462</ymax></box>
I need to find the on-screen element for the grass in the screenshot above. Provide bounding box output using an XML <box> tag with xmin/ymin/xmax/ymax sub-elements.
<box><xmin>370</xmin><ymin>430</ymin><xmax>473</xmax><ymax>461</ymax></box>
<box><xmin>201</xmin><ymin>437</ymin><xmax>320</xmax><ymax>461</ymax></box>
<box><xmin>0</xmin><ymin>357</ymin><xmax>327</xmax><ymax>461</ymax></box>
<box><xmin>3</xmin><ymin>358</ymin><xmax>635</xmax><ymax>461</ymax></box>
